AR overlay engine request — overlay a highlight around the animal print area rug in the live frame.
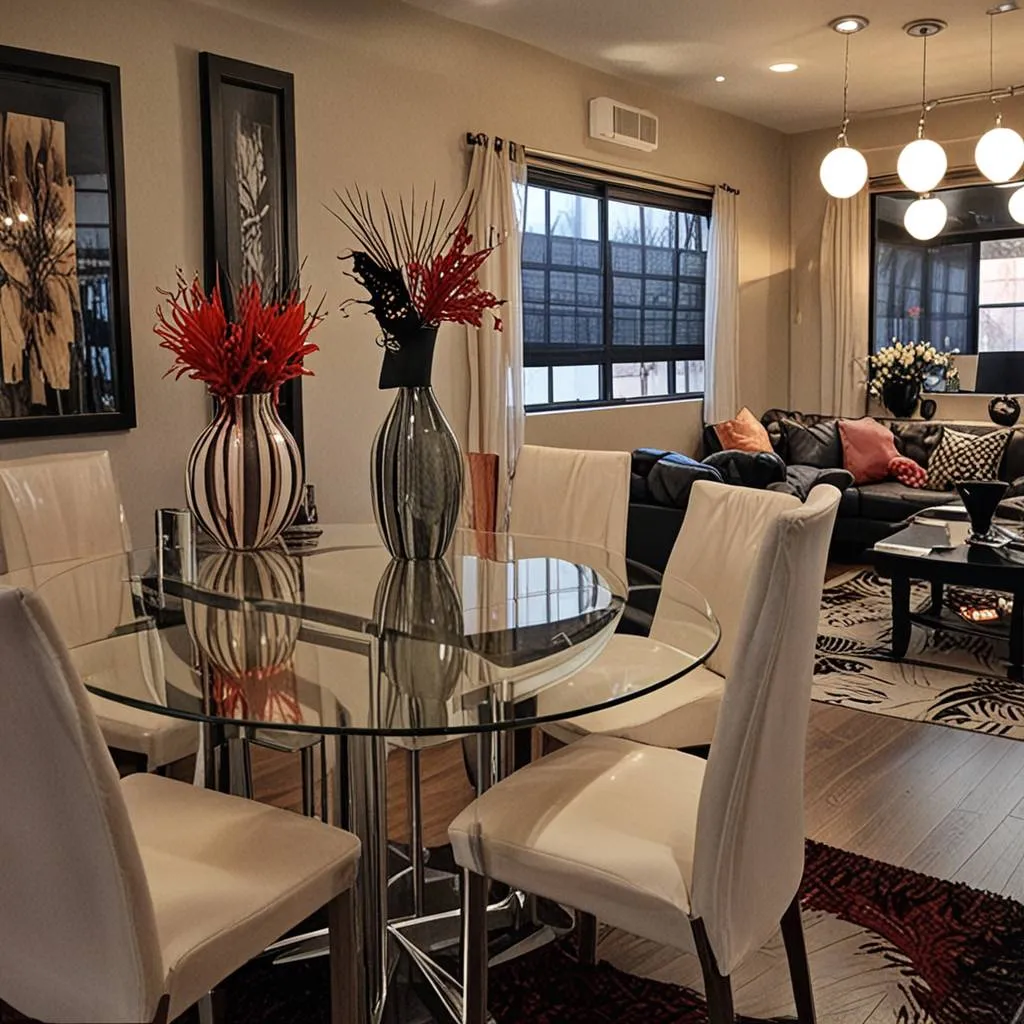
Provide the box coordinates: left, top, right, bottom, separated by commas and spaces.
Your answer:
815, 569, 1024, 740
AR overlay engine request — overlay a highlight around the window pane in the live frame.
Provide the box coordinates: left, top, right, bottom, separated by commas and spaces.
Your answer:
549, 190, 599, 240
609, 201, 641, 243
643, 310, 673, 345
524, 186, 547, 234
552, 364, 601, 403
980, 238, 1024, 305
523, 366, 549, 405
979, 306, 1024, 352
612, 362, 669, 400
675, 360, 705, 394
614, 309, 641, 345
643, 206, 674, 248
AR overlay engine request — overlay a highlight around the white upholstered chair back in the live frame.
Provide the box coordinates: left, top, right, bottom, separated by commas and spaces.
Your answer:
0, 451, 130, 581
0, 587, 165, 1023
690, 485, 840, 975
655, 482, 801, 677
509, 445, 630, 556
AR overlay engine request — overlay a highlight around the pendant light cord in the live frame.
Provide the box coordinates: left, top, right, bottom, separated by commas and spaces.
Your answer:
916, 33, 930, 139
989, 14, 1003, 123
839, 33, 851, 143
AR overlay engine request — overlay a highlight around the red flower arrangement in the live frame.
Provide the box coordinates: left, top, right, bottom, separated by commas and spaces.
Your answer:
332, 188, 503, 347
154, 273, 325, 399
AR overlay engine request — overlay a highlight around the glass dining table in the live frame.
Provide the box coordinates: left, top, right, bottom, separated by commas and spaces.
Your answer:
35, 523, 720, 1024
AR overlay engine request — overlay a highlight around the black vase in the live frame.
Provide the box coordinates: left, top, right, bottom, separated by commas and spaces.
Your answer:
956, 480, 1009, 543
371, 326, 463, 560
989, 395, 1021, 427
881, 380, 921, 418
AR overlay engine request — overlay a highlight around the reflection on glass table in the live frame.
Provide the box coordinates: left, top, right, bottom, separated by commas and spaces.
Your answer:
35, 527, 719, 1024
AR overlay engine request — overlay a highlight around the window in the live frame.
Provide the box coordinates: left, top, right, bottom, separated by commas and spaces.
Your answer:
872, 185, 1024, 356
522, 170, 711, 409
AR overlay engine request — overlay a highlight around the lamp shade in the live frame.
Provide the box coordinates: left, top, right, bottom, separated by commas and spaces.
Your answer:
897, 138, 948, 194
820, 145, 869, 198
1009, 185, 1024, 225
904, 195, 948, 240
976, 124, 1024, 183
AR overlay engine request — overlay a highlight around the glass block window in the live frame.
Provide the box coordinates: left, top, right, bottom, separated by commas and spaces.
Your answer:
522, 169, 711, 408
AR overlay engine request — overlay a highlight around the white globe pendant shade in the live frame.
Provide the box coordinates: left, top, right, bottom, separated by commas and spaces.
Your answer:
975, 124, 1024, 183
1009, 186, 1024, 225
897, 138, 948, 194
820, 145, 869, 198
904, 196, 948, 240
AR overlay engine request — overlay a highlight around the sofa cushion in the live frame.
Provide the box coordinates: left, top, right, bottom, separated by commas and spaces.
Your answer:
857, 481, 956, 521
779, 418, 843, 468
838, 417, 899, 484
926, 427, 1010, 490
888, 420, 946, 468
646, 454, 723, 509
708, 407, 773, 454
760, 409, 832, 460
701, 450, 786, 489
767, 464, 853, 501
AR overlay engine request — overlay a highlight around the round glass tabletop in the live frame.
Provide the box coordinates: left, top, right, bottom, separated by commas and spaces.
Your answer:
35, 526, 719, 738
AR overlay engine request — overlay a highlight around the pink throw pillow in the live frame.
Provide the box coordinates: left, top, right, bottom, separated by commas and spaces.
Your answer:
889, 455, 927, 489
838, 418, 899, 484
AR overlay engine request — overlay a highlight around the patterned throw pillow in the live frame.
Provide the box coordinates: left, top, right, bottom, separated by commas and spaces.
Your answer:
925, 427, 1009, 490
888, 455, 927, 489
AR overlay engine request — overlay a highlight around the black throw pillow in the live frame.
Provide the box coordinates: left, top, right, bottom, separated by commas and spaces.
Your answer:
780, 418, 843, 469
702, 450, 786, 489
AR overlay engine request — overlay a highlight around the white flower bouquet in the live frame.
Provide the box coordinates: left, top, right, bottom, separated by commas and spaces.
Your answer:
867, 339, 952, 399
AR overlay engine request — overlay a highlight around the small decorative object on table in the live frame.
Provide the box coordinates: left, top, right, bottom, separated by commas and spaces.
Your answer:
334, 188, 504, 560
920, 398, 937, 420
988, 394, 1021, 427
868, 340, 951, 418
155, 273, 324, 551
956, 479, 1010, 545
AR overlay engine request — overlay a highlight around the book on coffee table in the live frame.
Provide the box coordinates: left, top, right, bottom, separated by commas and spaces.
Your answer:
874, 523, 954, 556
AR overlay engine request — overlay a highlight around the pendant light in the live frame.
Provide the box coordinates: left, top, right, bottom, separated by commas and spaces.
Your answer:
897, 22, 948, 195
1009, 185, 1024, 224
819, 17, 869, 198
904, 194, 948, 240
975, 14, 1024, 182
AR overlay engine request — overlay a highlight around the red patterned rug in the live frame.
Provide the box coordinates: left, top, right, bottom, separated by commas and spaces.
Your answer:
3, 842, 1022, 1024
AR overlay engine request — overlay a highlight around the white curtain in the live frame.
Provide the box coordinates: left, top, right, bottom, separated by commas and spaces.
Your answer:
464, 139, 526, 532
820, 192, 870, 417
703, 187, 740, 424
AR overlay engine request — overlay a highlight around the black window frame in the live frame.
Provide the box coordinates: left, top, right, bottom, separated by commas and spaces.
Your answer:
870, 191, 1024, 356
522, 167, 711, 411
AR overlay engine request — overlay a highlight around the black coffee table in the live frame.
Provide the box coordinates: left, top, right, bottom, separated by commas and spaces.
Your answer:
873, 527, 1024, 679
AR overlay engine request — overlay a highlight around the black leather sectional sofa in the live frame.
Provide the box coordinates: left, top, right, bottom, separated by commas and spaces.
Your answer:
626, 408, 1024, 573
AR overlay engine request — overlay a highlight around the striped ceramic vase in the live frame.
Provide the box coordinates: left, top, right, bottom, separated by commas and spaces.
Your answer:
371, 386, 463, 560
186, 393, 303, 550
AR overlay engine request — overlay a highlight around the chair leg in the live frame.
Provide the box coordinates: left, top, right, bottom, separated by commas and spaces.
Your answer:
780, 894, 816, 1024
197, 992, 216, 1024
461, 869, 489, 1024
407, 748, 426, 915
150, 995, 170, 1024
577, 911, 598, 965
328, 890, 358, 1024
691, 918, 735, 1024
300, 744, 316, 818
320, 737, 329, 822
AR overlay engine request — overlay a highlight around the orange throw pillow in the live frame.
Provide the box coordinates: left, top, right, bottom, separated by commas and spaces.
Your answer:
838, 417, 899, 484
713, 407, 773, 453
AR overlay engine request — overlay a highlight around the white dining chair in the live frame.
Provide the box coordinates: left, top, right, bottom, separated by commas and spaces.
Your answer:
0, 585, 361, 1024
538, 482, 802, 749
509, 444, 631, 554
449, 485, 841, 1024
0, 451, 198, 772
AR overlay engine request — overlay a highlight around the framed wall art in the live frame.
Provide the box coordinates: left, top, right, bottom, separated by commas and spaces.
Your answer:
0, 44, 135, 439
198, 53, 303, 452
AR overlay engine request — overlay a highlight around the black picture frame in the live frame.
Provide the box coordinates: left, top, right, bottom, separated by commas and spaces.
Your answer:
0, 44, 135, 439
198, 52, 303, 454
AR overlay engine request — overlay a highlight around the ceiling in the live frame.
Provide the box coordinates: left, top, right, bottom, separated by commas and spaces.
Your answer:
402, 0, 1024, 133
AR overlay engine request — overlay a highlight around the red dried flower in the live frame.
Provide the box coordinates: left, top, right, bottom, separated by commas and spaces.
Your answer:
154, 272, 325, 399
405, 213, 503, 329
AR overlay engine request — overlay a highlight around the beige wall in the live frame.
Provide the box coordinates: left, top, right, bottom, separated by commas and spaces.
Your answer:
789, 93, 1024, 415
0, 0, 790, 538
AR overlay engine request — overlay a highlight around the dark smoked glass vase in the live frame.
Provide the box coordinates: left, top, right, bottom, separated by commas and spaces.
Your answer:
370, 326, 463, 560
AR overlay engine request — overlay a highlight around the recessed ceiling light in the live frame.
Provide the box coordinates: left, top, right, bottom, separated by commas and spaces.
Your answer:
830, 15, 869, 34
714, 74, 726, 82
769, 62, 799, 73
987, 1, 1018, 14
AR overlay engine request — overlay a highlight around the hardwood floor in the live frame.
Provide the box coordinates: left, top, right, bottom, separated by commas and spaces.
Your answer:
250, 675, 1024, 1022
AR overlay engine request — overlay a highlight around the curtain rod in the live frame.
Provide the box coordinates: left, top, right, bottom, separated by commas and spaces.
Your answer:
465, 132, 732, 197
